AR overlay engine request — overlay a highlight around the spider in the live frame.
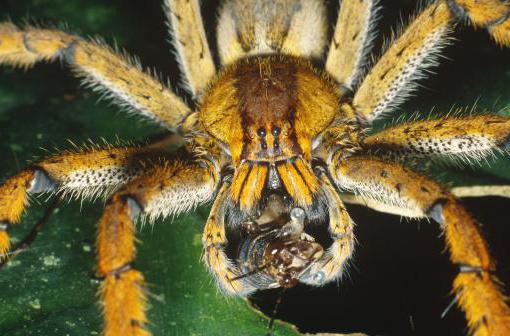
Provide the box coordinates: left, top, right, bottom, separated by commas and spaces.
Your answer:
1, 0, 510, 335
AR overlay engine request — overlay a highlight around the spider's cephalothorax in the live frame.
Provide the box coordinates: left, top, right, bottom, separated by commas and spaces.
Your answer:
198, 55, 353, 210
1, 0, 510, 335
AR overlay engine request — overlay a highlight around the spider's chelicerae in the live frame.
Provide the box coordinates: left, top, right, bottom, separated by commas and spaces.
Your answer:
1, 0, 510, 335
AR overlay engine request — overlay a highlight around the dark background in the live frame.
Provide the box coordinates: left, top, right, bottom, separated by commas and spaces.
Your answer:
0, 1, 509, 335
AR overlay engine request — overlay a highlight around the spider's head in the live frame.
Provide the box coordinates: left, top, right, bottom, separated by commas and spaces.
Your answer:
199, 55, 347, 210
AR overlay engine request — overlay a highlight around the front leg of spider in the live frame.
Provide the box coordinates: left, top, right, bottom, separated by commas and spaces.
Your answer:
96, 159, 219, 335
330, 155, 510, 335
0, 144, 170, 259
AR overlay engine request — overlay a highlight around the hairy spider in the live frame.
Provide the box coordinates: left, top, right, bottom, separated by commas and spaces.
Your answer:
1, 0, 510, 335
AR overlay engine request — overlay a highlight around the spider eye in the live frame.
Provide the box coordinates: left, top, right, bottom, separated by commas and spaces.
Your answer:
257, 127, 266, 137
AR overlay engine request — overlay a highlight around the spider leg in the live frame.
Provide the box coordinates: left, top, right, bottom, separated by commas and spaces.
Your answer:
329, 155, 510, 336
326, 0, 380, 89
202, 182, 256, 296
0, 23, 190, 129
164, 0, 216, 99
216, 0, 328, 65
0, 144, 169, 259
363, 114, 510, 163
96, 158, 218, 336
341, 183, 510, 217
353, 1, 454, 123
301, 172, 355, 285
446, 0, 510, 46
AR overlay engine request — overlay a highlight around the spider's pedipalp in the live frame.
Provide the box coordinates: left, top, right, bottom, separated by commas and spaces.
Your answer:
300, 173, 355, 286
326, 0, 380, 89
216, 0, 328, 65
329, 155, 510, 335
362, 114, 510, 164
202, 182, 257, 296
97, 158, 219, 335
164, 0, 216, 99
0, 23, 190, 130
353, 1, 454, 123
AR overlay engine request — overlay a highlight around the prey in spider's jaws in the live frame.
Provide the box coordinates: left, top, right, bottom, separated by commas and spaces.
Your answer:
234, 194, 325, 290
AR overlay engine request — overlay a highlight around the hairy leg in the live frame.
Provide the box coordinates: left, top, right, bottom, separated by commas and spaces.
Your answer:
329, 155, 510, 336
0, 23, 190, 129
353, 0, 510, 124
341, 184, 510, 217
164, 0, 216, 99
97, 158, 219, 336
0, 144, 169, 258
363, 114, 510, 162
216, 0, 327, 65
446, 0, 510, 46
326, 0, 379, 89
301, 171, 355, 285
353, 1, 454, 123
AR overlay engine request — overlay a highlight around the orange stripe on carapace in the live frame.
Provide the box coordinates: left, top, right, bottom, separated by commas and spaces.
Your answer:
276, 158, 318, 207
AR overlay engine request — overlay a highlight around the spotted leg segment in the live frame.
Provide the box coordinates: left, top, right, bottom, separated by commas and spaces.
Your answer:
353, 1, 454, 123
445, 0, 510, 46
363, 114, 510, 162
330, 154, 510, 336
301, 171, 355, 286
0, 23, 190, 129
164, 0, 216, 99
202, 182, 256, 296
97, 158, 218, 336
0, 144, 168, 259
326, 0, 380, 88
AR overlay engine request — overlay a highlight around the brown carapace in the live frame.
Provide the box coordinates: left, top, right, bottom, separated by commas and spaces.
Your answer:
1, 1, 510, 335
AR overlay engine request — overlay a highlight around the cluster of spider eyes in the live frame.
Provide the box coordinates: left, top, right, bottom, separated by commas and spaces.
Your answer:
257, 126, 281, 150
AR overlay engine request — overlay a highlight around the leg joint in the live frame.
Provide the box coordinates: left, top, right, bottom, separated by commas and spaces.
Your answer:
457, 263, 493, 276
445, 0, 467, 21
487, 9, 510, 29
426, 199, 447, 225
28, 167, 57, 194
0, 221, 11, 232
96, 262, 134, 280
119, 194, 143, 220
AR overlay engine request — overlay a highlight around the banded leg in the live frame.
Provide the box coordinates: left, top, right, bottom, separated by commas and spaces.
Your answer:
326, 0, 380, 88
97, 158, 219, 335
0, 144, 168, 258
341, 183, 510, 218
0, 23, 190, 129
301, 172, 355, 286
445, 0, 510, 46
363, 114, 510, 163
216, 0, 328, 65
329, 155, 510, 336
353, 1, 454, 123
202, 182, 256, 296
164, 0, 216, 98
